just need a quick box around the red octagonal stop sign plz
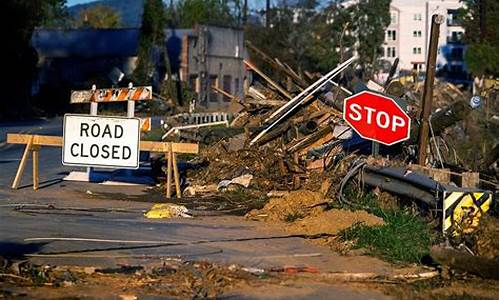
[343,91,411,146]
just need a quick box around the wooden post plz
[172,150,181,198]
[166,146,172,198]
[461,172,480,188]
[418,14,443,165]
[32,146,40,190]
[12,136,34,189]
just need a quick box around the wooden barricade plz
[7,133,198,198]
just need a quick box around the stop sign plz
[343,91,411,146]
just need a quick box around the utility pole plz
[243,0,248,25]
[266,0,271,28]
[418,14,443,165]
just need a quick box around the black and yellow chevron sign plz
[442,191,492,236]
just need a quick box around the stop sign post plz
[343,91,411,146]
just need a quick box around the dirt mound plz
[286,209,384,235]
[246,190,326,222]
[247,189,383,236]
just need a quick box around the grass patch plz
[340,192,433,264]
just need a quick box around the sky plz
[67,0,95,6]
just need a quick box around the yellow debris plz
[144,203,192,219]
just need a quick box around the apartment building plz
[382,0,466,77]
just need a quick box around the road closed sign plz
[343,91,411,146]
[63,114,141,169]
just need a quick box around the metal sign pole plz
[371,141,380,157]
[87,84,98,180]
[125,83,135,179]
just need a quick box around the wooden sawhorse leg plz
[11,136,34,190]
[32,146,40,190]
[165,144,182,199]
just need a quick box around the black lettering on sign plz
[71,143,79,156]
[80,123,89,137]
[102,145,110,158]
[102,124,112,138]
[91,124,100,137]
[114,125,124,139]
[80,143,88,157]
[112,145,120,159]
[90,144,99,158]
[122,146,131,159]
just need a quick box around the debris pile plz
[157,44,498,275]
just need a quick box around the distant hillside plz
[68,0,144,28]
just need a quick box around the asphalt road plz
[0,118,391,299]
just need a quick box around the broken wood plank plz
[298,131,335,156]
[286,125,334,154]
[243,60,293,100]
[245,99,286,107]
[212,85,238,101]
[250,56,356,146]
[246,41,309,88]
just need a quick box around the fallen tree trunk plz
[430,246,499,279]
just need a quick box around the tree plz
[245,1,320,79]
[308,2,356,72]
[1,0,67,118]
[133,0,167,84]
[352,0,391,79]
[173,0,235,28]
[74,5,121,29]
[246,0,390,80]
[459,0,499,76]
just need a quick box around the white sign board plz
[63,114,140,169]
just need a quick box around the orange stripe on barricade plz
[140,117,151,132]
[70,87,153,103]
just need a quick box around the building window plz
[386,47,396,58]
[413,30,422,37]
[222,75,232,102]
[209,75,218,102]
[413,47,422,54]
[447,9,459,26]
[448,31,463,43]
[413,13,422,21]
[413,63,424,71]
[234,78,240,95]
[188,75,197,91]
[390,12,397,24]
[387,30,396,41]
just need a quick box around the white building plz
[383,0,466,75]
